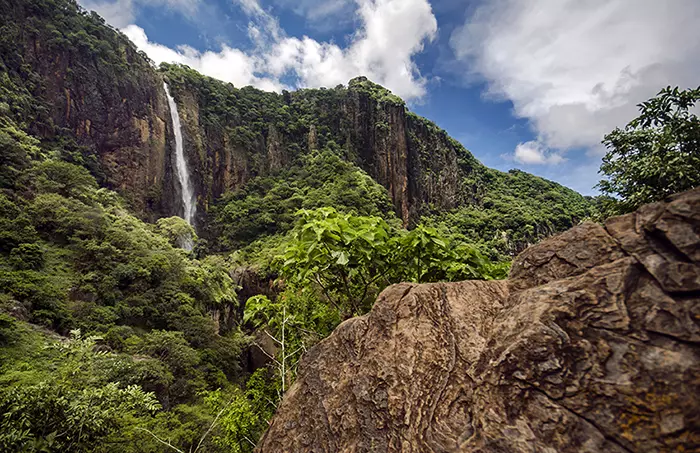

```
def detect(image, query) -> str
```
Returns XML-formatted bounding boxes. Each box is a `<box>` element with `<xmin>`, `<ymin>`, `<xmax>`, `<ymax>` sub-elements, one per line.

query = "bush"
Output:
<box><xmin>0</xmin><ymin>332</ymin><xmax>160</xmax><ymax>452</ymax></box>
<box><xmin>0</xmin><ymin>194</ymin><xmax>38</xmax><ymax>251</ymax></box>
<box><xmin>0</xmin><ymin>313</ymin><xmax>18</xmax><ymax>345</ymax></box>
<box><xmin>9</xmin><ymin>243</ymin><xmax>44</xmax><ymax>270</ymax></box>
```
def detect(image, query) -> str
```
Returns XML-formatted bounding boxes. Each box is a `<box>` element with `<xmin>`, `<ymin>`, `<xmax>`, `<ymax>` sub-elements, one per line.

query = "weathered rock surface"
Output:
<box><xmin>257</xmin><ymin>188</ymin><xmax>700</xmax><ymax>453</ymax></box>
<box><xmin>169</xmin><ymin>76</ymin><xmax>486</xmax><ymax>228</ymax></box>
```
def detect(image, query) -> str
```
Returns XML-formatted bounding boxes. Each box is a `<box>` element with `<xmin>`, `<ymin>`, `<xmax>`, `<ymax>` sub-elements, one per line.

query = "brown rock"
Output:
<box><xmin>509</xmin><ymin>221</ymin><xmax>626</xmax><ymax>293</ymax></box>
<box><xmin>605</xmin><ymin>191</ymin><xmax>700</xmax><ymax>293</ymax></box>
<box><xmin>257</xmin><ymin>188</ymin><xmax>700</xmax><ymax>453</ymax></box>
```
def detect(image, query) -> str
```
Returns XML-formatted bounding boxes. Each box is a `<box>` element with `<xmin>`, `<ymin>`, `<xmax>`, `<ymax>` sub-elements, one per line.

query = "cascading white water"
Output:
<box><xmin>164</xmin><ymin>82</ymin><xmax>196</xmax><ymax>251</ymax></box>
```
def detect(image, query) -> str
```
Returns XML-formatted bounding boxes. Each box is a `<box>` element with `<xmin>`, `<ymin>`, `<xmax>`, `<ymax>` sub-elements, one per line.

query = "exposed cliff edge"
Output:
<box><xmin>161</xmin><ymin>70</ymin><xmax>489</xmax><ymax>229</ymax></box>
<box><xmin>257</xmin><ymin>188</ymin><xmax>700</xmax><ymax>453</ymax></box>
<box><xmin>0</xmin><ymin>0</ymin><xmax>184</xmax><ymax>219</ymax></box>
<box><xmin>161</xmin><ymin>66</ymin><xmax>592</xmax><ymax>253</ymax></box>
<box><xmin>1</xmin><ymin>0</ymin><xmax>593</xmax><ymax>252</ymax></box>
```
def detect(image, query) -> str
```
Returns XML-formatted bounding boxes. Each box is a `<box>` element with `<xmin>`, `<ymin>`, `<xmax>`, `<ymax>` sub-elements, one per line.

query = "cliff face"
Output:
<box><xmin>257</xmin><ymin>188</ymin><xmax>700</xmax><ymax>453</ymax></box>
<box><xmin>164</xmin><ymin>72</ymin><xmax>486</xmax><ymax>228</ymax></box>
<box><xmin>339</xmin><ymin>87</ymin><xmax>475</xmax><ymax>224</ymax></box>
<box><xmin>2</xmin><ymin>0</ymin><xmax>591</xmax><ymax>243</ymax></box>
<box><xmin>40</xmin><ymin>56</ymin><xmax>171</xmax><ymax>216</ymax></box>
<box><xmin>341</xmin><ymin>88</ymin><xmax>413</xmax><ymax>223</ymax></box>
<box><xmin>1</xmin><ymin>0</ymin><xmax>178</xmax><ymax>217</ymax></box>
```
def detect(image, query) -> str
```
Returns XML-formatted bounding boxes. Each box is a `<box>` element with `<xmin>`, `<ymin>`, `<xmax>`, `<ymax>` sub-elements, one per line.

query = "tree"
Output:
<box><xmin>597</xmin><ymin>86</ymin><xmax>700</xmax><ymax>214</ymax></box>
<box><xmin>156</xmin><ymin>216</ymin><xmax>197</xmax><ymax>250</ymax></box>
<box><xmin>395</xmin><ymin>225</ymin><xmax>508</xmax><ymax>283</ymax></box>
<box><xmin>244</xmin><ymin>295</ymin><xmax>324</xmax><ymax>394</ymax></box>
<box><xmin>278</xmin><ymin>208</ymin><xmax>508</xmax><ymax>318</ymax></box>
<box><xmin>0</xmin><ymin>331</ymin><xmax>160</xmax><ymax>452</ymax></box>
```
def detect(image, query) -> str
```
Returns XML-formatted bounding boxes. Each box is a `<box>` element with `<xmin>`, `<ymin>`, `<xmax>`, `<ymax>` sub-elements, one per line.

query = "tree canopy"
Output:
<box><xmin>598</xmin><ymin>86</ymin><xmax>700</xmax><ymax>214</ymax></box>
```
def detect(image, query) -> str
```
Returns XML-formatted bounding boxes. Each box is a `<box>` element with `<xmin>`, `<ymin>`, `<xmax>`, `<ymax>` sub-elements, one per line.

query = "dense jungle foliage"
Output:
<box><xmin>597</xmin><ymin>86</ymin><xmax>700</xmax><ymax>214</ymax></box>
<box><xmin>0</xmin><ymin>0</ymin><xmax>645</xmax><ymax>452</ymax></box>
<box><xmin>159</xmin><ymin>62</ymin><xmax>595</xmax><ymax>260</ymax></box>
<box><xmin>0</xmin><ymin>153</ymin><xmax>508</xmax><ymax>451</ymax></box>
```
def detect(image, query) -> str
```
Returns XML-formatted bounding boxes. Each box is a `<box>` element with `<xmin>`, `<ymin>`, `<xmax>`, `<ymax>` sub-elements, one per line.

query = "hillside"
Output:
<box><xmin>0</xmin><ymin>0</ymin><xmax>598</xmax><ymax>451</ymax></box>
<box><xmin>162</xmin><ymin>65</ymin><xmax>593</xmax><ymax>256</ymax></box>
<box><xmin>1</xmin><ymin>0</ymin><xmax>592</xmax><ymax>256</ymax></box>
<box><xmin>258</xmin><ymin>188</ymin><xmax>700</xmax><ymax>453</ymax></box>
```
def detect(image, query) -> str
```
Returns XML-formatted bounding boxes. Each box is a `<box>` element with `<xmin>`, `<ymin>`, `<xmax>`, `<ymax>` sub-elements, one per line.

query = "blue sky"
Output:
<box><xmin>80</xmin><ymin>0</ymin><xmax>700</xmax><ymax>195</ymax></box>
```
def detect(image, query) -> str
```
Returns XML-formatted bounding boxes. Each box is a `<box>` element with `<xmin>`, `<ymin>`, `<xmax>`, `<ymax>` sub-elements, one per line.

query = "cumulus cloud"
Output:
<box><xmin>272</xmin><ymin>0</ymin><xmax>354</xmax><ymax>27</ymax></box>
<box><xmin>122</xmin><ymin>25</ymin><xmax>284</xmax><ymax>92</ymax></box>
<box><xmin>513</xmin><ymin>141</ymin><xmax>565</xmax><ymax>165</ymax></box>
<box><xmin>265</xmin><ymin>0</ymin><xmax>437</xmax><ymax>99</ymax></box>
<box><xmin>82</xmin><ymin>0</ymin><xmax>437</xmax><ymax>101</ymax></box>
<box><xmin>234</xmin><ymin>0</ymin><xmax>283</xmax><ymax>46</ymax></box>
<box><xmin>451</xmin><ymin>0</ymin><xmax>700</xmax><ymax>162</ymax></box>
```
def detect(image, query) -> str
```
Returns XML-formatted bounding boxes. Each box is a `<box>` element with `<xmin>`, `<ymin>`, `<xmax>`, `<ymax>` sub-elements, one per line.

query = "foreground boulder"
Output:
<box><xmin>256</xmin><ymin>189</ymin><xmax>700</xmax><ymax>453</ymax></box>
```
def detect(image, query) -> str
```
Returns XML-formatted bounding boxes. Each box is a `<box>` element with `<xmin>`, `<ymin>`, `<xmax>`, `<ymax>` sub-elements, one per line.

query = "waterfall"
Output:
<box><xmin>164</xmin><ymin>82</ymin><xmax>196</xmax><ymax>251</ymax></box>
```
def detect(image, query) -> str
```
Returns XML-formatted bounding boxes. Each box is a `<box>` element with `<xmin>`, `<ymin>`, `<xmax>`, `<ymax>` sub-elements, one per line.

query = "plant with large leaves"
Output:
<box><xmin>278</xmin><ymin>208</ymin><xmax>396</xmax><ymax>317</ymax></box>
<box><xmin>598</xmin><ymin>86</ymin><xmax>700</xmax><ymax>214</ymax></box>
<box><xmin>277</xmin><ymin>207</ymin><xmax>508</xmax><ymax>318</ymax></box>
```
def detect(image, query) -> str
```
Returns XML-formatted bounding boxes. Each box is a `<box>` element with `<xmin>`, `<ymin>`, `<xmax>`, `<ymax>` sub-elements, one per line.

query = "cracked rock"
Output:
<box><xmin>257</xmin><ymin>188</ymin><xmax>700</xmax><ymax>453</ymax></box>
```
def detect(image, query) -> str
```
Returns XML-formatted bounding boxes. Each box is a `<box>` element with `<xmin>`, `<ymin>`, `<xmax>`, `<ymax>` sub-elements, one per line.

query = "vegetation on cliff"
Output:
<box><xmin>0</xmin><ymin>30</ymin><xmax>510</xmax><ymax>451</ymax></box>
<box><xmin>210</xmin><ymin>149</ymin><xmax>397</xmax><ymax>250</ymax></box>
<box><xmin>10</xmin><ymin>0</ymin><xmax>695</xmax><ymax>451</ymax></box>
<box><xmin>158</xmin><ymin>63</ymin><xmax>594</xmax><ymax>259</ymax></box>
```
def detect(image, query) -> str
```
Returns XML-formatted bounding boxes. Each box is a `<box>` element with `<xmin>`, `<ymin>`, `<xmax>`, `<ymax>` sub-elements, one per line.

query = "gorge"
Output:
<box><xmin>0</xmin><ymin>0</ymin><xmax>696</xmax><ymax>452</ymax></box>
<box><xmin>0</xmin><ymin>0</ymin><xmax>595</xmax><ymax>256</ymax></box>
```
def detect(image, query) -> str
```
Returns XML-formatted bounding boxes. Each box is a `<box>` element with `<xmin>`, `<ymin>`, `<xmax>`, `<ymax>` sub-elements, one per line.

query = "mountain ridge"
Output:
<box><xmin>10</xmin><ymin>1</ymin><xmax>695</xmax><ymax>452</ymax></box>
<box><xmin>1</xmin><ymin>0</ymin><xmax>592</xmax><ymax>257</ymax></box>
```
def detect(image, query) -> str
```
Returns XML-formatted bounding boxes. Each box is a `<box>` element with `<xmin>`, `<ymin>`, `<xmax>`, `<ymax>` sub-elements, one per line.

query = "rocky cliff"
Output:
<box><xmin>0</xmin><ymin>0</ymin><xmax>180</xmax><ymax>217</ymax></box>
<box><xmin>162</xmin><ymin>69</ymin><xmax>487</xmax><ymax>228</ymax></box>
<box><xmin>257</xmin><ymin>188</ymin><xmax>700</xmax><ymax>453</ymax></box>
<box><xmin>1</xmin><ymin>0</ymin><xmax>593</xmax><ymax>248</ymax></box>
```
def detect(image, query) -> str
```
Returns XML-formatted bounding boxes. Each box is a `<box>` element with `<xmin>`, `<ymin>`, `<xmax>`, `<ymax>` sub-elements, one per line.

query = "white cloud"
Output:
<box><xmin>234</xmin><ymin>0</ymin><xmax>283</xmax><ymax>45</ymax></box>
<box><xmin>451</xmin><ymin>0</ymin><xmax>700</xmax><ymax>161</ymax></box>
<box><xmin>272</xmin><ymin>0</ymin><xmax>354</xmax><ymax>24</ymax></box>
<box><xmin>513</xmin><ymin>141</ymin><xmax>565</xmax><ymax>165</ymax></box>
<box><xmin>82</xmin><ymin>0</ymin><xmax>437</xmax><ymax>101</ymax></box>
<box><xmin>121</xmin><ymin>25</ymin><xmax>284</xmax><ymax>92</ymax></box>
<box><xmin>80</xmin><ymin>0</ymin><xmax>134</xmax><ymax>28</ymax></box>
<box><xmin>266</xmin><ymin>0</ymin><xmax>437</xmax><ymax>99</ymax></box>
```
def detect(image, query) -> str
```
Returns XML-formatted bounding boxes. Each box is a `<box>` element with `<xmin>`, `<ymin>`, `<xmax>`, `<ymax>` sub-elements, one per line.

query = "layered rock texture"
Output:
<box><xmin>1</xmin><ymin>0</ymin><xmax>592</xmax><ymax>246</ymax></box>
<box><xmin>162</xmin><ymin>73</ymin><xmax>487</xmax><ymax>228</ymax></box>
<box><xmin>2</xmin><ymin>0</ymin><xmax>177</xmax><ymax>216</ymax></box>
<box><xmin>257</xmin><ymin>188</ymin><xmax>700</xmax><ymax>453</ymax></box>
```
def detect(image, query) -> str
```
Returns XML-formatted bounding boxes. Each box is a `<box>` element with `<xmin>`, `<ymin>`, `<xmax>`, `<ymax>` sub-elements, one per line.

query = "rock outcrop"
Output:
<box><xmin>256</xmin><ymin>188</ymin><xmax>700</xmax><ymax>453</ymax></box>
<box><xmin>166</xmin><ymin>74</ymin><xmax>486</xmax><ymax>228</ymax></box>
<box><xmin>3</xmin><ymin>0</ymin><xmax>176</xmax><ymax>217</ymax></box>
<box><xmin>1</xmin><ymin>0</ymin><xmax>590</xmax><ymax>240</ymax></box>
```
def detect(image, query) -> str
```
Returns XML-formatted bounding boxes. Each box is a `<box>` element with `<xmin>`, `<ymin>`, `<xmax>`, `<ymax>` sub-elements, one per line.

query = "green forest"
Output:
<box><xmin>1</xmin><ymin>0</ymin><xmax>698</xmax><ymax>451</ymax></box>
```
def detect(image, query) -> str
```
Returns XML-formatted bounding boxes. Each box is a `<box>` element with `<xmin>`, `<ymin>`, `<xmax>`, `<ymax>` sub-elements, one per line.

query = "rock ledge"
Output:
<box><xmin>257</xmin><ymin>189</ymin><xmax>700</xmax><ymax>453</ymax></box>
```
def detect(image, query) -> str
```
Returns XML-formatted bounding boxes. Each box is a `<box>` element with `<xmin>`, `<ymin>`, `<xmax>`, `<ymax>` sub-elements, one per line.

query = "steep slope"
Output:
<box><xmin>257</xmin><ymin>188</ymin><xmax>700</xmax><ymax>453</ymax></box>
<box><xmin>0</xmin><ymin>0</ymin><xmax>593</xmax><ymax>255</ymax></box>
<box><xmin>2</xmin><ymin>1</ymin><xmax>594</xmax><ymax>256</ymax></box>
<box><xmin>162</xmin><ymin>65</ymin><xmax>593</xmax><ymax>254</ymax></box>
<box><xmin>0</xmin><ymin>0</ymin><xmax>180</xmax><ymax>216</ymax></box>
<box><xmin>160</xmin><ymin>65</ymin><xmax>484</xmax><ymax>226</ymax></box>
